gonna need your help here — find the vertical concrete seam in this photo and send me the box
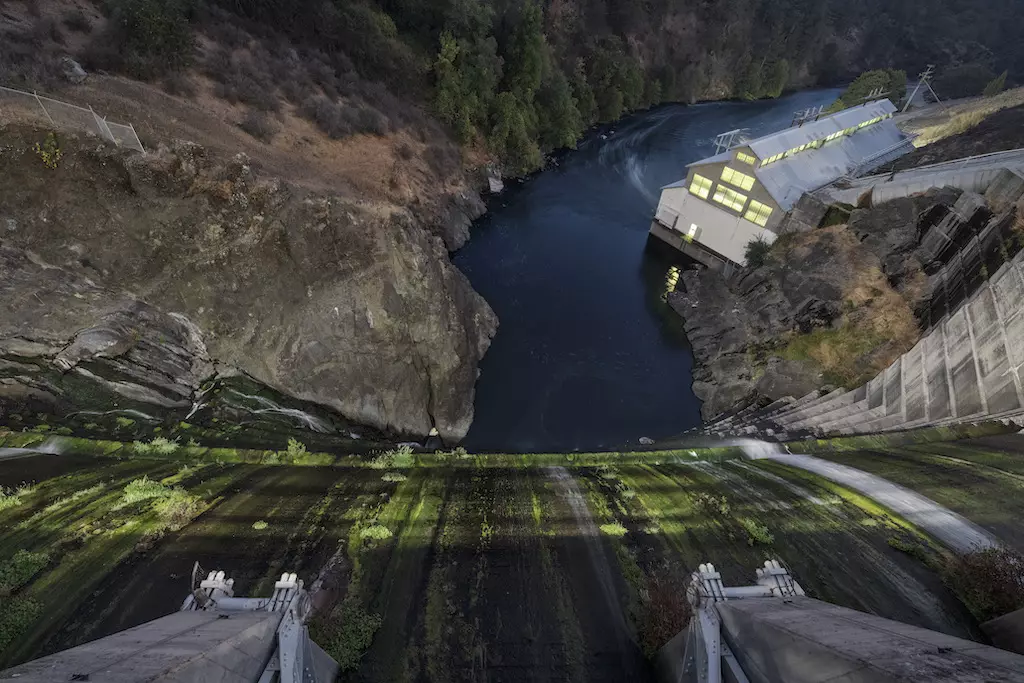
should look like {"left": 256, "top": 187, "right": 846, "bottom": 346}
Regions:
{"left": 920, "top": 339, "right": 930, "bottom": 423}
{"left": 942, "top": 317, "right": 958, "bottom": 418}
{"left": 988, "top": 274, "right": 1024, "bottom": 410}
{"left": 963, "top": 290, "right": 989, "bottom": 416}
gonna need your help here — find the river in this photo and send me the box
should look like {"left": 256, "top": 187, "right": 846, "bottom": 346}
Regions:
{"left": 454, "top": 87, "right": 843, "bottom": 453}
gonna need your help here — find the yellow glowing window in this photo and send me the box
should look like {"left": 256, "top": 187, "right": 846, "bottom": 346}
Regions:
{"left": 712, "top": 186, "right": 748, "bottom": 212}
{"left": 689, "top": 173, "right": 713, "bottom": 199}
{"left": 721, "top": 167, "right": 755, "bottom": 191}
{"left": 744, "top": 200, "right": 774, "bottom": 227}
{"left": 736, "top": 151, "right": 756, "bottom": 165}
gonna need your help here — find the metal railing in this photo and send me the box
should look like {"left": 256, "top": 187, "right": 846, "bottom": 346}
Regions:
{"left": 0, "top": 84, "right": 145, "bottom": 153}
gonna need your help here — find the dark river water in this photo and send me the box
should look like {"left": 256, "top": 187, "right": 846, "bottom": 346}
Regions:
{"left": 454, "top": 88, "right": 842, "bottom": 453}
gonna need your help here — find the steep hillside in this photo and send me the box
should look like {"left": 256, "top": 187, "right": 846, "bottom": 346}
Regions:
{"left": 0, "top": 124, "right": 497, "bottom": 442}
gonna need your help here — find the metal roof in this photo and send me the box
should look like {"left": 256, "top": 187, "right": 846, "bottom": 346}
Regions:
{"left": 748, "top": 99, "right": 897, "bottom": 159}
{"left": 755, "top": 119, "right": 909, "bottom": 210}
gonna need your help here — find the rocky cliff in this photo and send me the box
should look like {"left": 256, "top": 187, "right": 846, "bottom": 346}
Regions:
{"left": 0, "top": 124, "right": 497, "bottom": 442}
{"left": 669, "top": 191, "right": 969, "bottom": 421}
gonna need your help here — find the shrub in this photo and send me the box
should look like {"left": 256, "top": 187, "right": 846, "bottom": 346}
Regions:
{"left": 600, "top": 522, "right": 627, "bottom": 537}
{"left": 744, "top": 237, "right": 771, "bottom": 269}
{"left": 740, "top": 519, "right": 774, "bottom": 545}
{"left": 162, "top": 72, "right": 196, "bottom": 97}
{"left": 119, "top": 476, "right": 172, "bottom": 506}
{"left": 984, "top": 71, "right": 1008, "bottom": 97}
{"left": 33, "top": 132, "right": 62, "bottom": 170}
{"left": 934, "top": 63, "right": 995, "bottom": 99}
{"left": 0, "top": 550, "right": 50, "bottom": 596}
{"left": 300, "top": 96, "right": 353, "bottom": 139}
{"left": 85, "top": 0, "right": 196, "bottom": 79}
{"left": 252, "top": 520, "right": 268, "bottom": 530}
{"left": 943, "top": 547, "right": 1024, "bottom": 622}
{"left": 286, "top": 438, "right": 307, "bottom": 459}
{"left": 0, "top": 485, "right": 33, "bottom": 512}
{"left": 359, "top": 524, "right": 393, "bottom": 542}
{"left": 369, "top": 445, "right": 414, "bottom": 469}
{"left": 381, "top": 472, "right": 407, "bottom": 482}
{"left": 240, "top": 110, "right": 280, "bottom": 142}
{"left": 133, "top": 437, "right": 179, "bottom": 455}
{"left": 313, "top": 601, "right": 382, "bottom": 672}
{"left": 639, "top": 567, "right": 692, "bottom": 656}
{"left": 0, "top": 598, "right": 41, "bottom": 654}
{"left": 694, "top": 493, "right": 730, "bottom": 516}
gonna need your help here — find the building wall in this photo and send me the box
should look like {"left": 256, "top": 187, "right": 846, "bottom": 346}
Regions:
{"left": 682, "top": 162, "right": 784, "bottom": 232}
{"left": 655, "top": 188, "right": 777, "bottom": 265}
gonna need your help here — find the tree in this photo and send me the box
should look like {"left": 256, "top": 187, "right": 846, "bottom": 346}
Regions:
{"left": 536, "top": 67, "right": 583, "bottom": 149}
{"left": 433, "top": 32, "right": 474, "bottom": 141}
{"left": 984, "top": 70, "right": 1008, "bottom": 97}
{"left": 764, "top": 59, "right": 790, "bottom": 98}
{"left": 504, "top": 0, "right": 545, "bottom": 104}
{"left": 571, "top": 58, "right": 598, "bottom": 125}
{"left": 828, "top": 69, "right": 906, "bottom": 112}
{"left": 489, "top": 92, "right": 542, "bottom": 175}
{"left": 934, "top": 63, "right": 996, "bottom": 99}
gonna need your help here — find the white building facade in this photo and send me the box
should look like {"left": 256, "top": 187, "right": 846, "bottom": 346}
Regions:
{"left": 651, "top": 100, "right": 914, "bottom": 270}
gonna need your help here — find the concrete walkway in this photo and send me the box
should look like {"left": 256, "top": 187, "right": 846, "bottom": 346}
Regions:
{"left": 757, "top": 450, "right": 997, "bottom": 553}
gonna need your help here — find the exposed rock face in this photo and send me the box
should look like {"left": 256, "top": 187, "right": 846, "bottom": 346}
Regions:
{"left": 670, "top": 223, "right": 921, "bottom": 421}
{"left": 0, "top": 126, "right": 497, "bottom": 441}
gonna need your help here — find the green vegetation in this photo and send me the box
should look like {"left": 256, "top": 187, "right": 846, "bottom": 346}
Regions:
{"left": 984, "top": 71, "right": 1009, "bottom": 97}
{"left": 33, "top": 133, "right": 62, "bottom": 170}
{"left": 599, "top": 522, "right": 627, "bottom": 537}
{"left": 739, "top": 519, "right": 774, "bottom": 546}
{"left": 0, "top": 599, "right": 40, "bottom": 655}
{"left": 829, "top": 69, "right": 907, "bottom": 112}
{"left": 694, "top": 493, "right": 731, "bottom": 516}
{"left": 88, "top": 0, "right": 197, "bottom": 79}
{"left": 359, "top": 524, "right": 393, "bottom": 543}
{"left": 115, "top": 416, "right": 136, "bottom": 428}
{"left": 744, "top": 238, "right": 772, "bottom": 269}
{"left": 286, "top": 438, "right": 307, "bottom": 459}
{"left": 0, "top": 551, "right": 50, "bottom": 596}
{"left": 132, "top": 437, "right": 180, "bottom": 456}
{"left": 117, "top": 476, "right": 202, "bottom": 530}
{"left": 943, "top": 547, "right": 1024, "bottom": 622}
{"left": 370, "top": 445, "right": 415, "bottom": 469}
{"left": 252, "top": 520, "right": 268, "bottom": 530}
{"left": 0, "top": 486, "right": 32, "bottom": 513}
{"left": 779, "top": 324, "right": 892, "bottom": 387}
{"left": 381, "top": 471, "right": 408, "bottom": 482}
{"left": 318, "top": 601, "right": 383, "bottom": 672}
{"left": 934, "top": 63, "right": 997, "bottom": 99}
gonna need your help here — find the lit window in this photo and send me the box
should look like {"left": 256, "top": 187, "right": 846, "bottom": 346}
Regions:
{"left": 721, "top": 167, "right": 755, "bottom": 191}
{"left": 736, "top": 151, "right": 756, "bottom": 165}
{"left": 744, "top": 200, "right": 774, "bottom": 227}
{"left": 712, "top": 186, "right": 748, "bottom": 213}
{"left": 689, "top": 174, "right": 713, "bottom": 199}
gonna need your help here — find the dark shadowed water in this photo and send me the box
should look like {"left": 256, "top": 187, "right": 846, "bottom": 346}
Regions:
{"left": 455, "top": 88, "right": 842, "bottom": 453}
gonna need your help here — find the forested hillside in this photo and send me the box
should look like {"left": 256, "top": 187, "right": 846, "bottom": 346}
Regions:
{"left": 4, "top": 0, "right": 1024, "bottom": 176}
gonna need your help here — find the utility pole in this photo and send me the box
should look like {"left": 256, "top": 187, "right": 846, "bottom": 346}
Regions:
{"left": 902, "top": 65, "right": 945, "bottom": 112}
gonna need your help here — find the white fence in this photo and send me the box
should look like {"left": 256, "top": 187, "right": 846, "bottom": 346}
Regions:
{"left": 0, "top": 85, "right": 144, "bottom": 154}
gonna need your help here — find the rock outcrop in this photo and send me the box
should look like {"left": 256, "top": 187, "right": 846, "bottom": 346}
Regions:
{"left": 0, "top": 125, "right": 497, "bottom": 441}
